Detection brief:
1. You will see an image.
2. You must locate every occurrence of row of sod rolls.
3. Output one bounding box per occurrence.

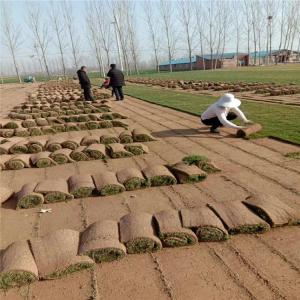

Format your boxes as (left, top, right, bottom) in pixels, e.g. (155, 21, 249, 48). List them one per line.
(1, 195, 299, 290)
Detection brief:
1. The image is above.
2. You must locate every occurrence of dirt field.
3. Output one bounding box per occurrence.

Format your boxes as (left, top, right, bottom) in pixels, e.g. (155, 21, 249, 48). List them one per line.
(1, 83, 300, 300)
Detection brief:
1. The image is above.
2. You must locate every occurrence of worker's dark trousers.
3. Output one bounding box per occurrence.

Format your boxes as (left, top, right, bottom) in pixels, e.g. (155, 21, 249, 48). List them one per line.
(83, 87, 94, 101)
(201, 112, 237, 129)
(112, 86, 124, 101)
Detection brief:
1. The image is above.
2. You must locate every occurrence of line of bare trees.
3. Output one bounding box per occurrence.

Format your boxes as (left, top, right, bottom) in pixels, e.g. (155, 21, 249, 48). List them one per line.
(1, 0, 300, 79)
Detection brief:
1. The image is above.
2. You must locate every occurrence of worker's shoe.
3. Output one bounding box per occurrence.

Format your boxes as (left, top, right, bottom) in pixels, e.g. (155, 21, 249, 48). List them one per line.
(210, 127, 220, 134)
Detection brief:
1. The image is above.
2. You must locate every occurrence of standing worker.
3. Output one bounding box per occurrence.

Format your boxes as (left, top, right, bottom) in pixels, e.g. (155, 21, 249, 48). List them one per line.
(201, 93, 252, 133)
(77, 66, 94, 102)
(107, 64, 125, 101)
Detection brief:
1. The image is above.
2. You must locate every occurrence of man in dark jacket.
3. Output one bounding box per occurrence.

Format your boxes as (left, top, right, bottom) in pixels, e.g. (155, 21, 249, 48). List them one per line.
(107, 64, 125, 101)
(77, 66, 94, 101)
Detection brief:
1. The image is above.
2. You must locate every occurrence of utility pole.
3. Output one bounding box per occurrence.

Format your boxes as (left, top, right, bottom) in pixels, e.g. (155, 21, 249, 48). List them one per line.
(111, 21, 124, 71)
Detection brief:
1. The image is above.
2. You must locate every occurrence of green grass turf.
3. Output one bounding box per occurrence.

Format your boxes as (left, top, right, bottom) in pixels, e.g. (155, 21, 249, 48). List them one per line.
(128, 65, 300, 85)
(124, 85, 300, 144)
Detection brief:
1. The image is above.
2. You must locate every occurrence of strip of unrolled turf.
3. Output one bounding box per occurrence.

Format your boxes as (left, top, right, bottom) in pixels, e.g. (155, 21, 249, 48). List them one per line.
(182, 154, 220, 174)
(79, 220, 126, 263)
(120, 212, 162, 254)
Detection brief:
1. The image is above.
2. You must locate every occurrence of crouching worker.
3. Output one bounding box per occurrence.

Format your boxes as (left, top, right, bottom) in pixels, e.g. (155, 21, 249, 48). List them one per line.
(201, 93, 252, 133)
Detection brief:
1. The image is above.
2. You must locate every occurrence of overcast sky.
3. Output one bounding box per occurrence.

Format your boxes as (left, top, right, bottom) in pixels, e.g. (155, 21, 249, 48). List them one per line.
(1, 0, 298, 76)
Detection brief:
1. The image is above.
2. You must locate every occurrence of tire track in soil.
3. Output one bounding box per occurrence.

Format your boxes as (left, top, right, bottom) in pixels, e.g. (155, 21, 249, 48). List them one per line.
(117, 99, 300, 196)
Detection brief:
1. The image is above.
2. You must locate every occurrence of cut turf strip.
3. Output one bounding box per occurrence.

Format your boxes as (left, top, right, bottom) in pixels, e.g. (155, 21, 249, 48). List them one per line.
(124, 143, 149, 155)
(0, 129, 14, 138)
(14, 128, 30, 137)
(9, 141, 28, 154)
(46, 137, 65, 152)
(119, 212, 162, 254)
(143, 165, 177, 186)
(132, 128, 156, 142)
(98, 120, 113, 128)
(0, 138, 23, 154)
(236, 123, 262, 138)
(70, 146, 90, 161)
(93, 172, 125, 196)
(31, 152, 57, 168)
(61, 137, 81, 150)
(154, 209, 197, 247)
(168, 162, 207, 184)
(5, 154, 31, 170)
(79, 220, 126, 263)
(207, 201, 270, 235)
(182, 154, 221, 174)
(35, 179, 74, 203)
(30, 229, 94, 280)
(117, 167, 150, 191)
(0, 241, 38, 290)
(242, 194, 300, 227)
(84, 144, 106, 159)
(181, 207, 229, 242)
(81, 135, 100, 146)
(100, 134, 120, 144)
(16, 182, 44, 209)
(50, 148, 73, 164)
(27, 138, 47, 153)
(119, 130, 133, 144)
(29, 127, 42, 136)
(0, 187, 14, 204)
(68, 174, 95, 198)
(107, 143, 133, 158)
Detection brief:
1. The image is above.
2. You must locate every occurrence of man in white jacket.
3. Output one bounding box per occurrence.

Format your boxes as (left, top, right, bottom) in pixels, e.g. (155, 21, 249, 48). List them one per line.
(201, 93, 252, 133)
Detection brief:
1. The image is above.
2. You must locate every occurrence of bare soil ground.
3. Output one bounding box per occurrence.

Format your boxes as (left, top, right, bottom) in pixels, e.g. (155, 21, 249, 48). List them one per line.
(1, 84, 300, 300)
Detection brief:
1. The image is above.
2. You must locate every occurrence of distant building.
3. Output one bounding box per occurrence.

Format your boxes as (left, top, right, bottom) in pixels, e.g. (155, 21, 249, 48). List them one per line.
(250, 49, 300, 64)
(159, 53, 249, 71)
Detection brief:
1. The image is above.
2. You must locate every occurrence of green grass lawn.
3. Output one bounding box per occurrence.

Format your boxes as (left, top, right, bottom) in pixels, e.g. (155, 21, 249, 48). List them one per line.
(124, 85, 300, 144)
(129, 65, 300, 85)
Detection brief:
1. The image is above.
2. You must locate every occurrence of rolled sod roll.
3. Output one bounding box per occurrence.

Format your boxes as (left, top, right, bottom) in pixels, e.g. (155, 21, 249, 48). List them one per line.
(29, 127, 42, 136)
(45, 139, 62, 152)
(132, 128, 156, 142)
(93, 172, 125, 196)
(77, 123, 88, 130)
(111, 112, 127, 119)
(143, 165, 177, 187)
(0, 186, 14, 204)
(51, 124, 65, 132)
(0, 155, 10, 170)
(68, 174, 95, 198)
(36, 118, 49, 126)
(101, 113, 114, 120)
(242, 194, 300, 227)
(117, 167, 150, 191)
(124, 143, 149, 156)
(208, 201, 270, 235)
(8, 141, 28, 154)
(27, 138, 47, 153)
(100, 134, 120, 145)
(35, 179, 74, 203)
(79, 220, 126, 263)
(84, 144, 106, 160)
(111, 120, 128, 128)
(182, 154, 220, 174)
(107, 143, 133, 158)
(236, 123, 262, 138)
(14, 128, 30, 137)
(0, 138, 23, 154)
(65, 123, 79, 131)
(31, 152, 57, 168)
(22, 119, 36, 128)
(50, 148, 74, 164)
(61, 136, 82, 150)
(0, 129, 14, 138)
(119, 130, 133, 144)
(154, 210, 197, 247)
(41, 126, 56, 135)
(70, 146, 90, 161)
(30, 229, 94, 280)
(168, 162, 207, 184)
(181, 207, 229, 241)
(119, 212, 162, 254)
(77, 115, 90, 122)
(3, 121, 20, 129)
(88, 114, 99, 121)
(86, 121, 99, 130)
(47, 117, 64, 125)
(0, 241, 38, 290)
(98, 120, 113, 128)
(81, 135, 100, 146)
(16, 182, 44, 209)
(5, 154, 31, 170)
